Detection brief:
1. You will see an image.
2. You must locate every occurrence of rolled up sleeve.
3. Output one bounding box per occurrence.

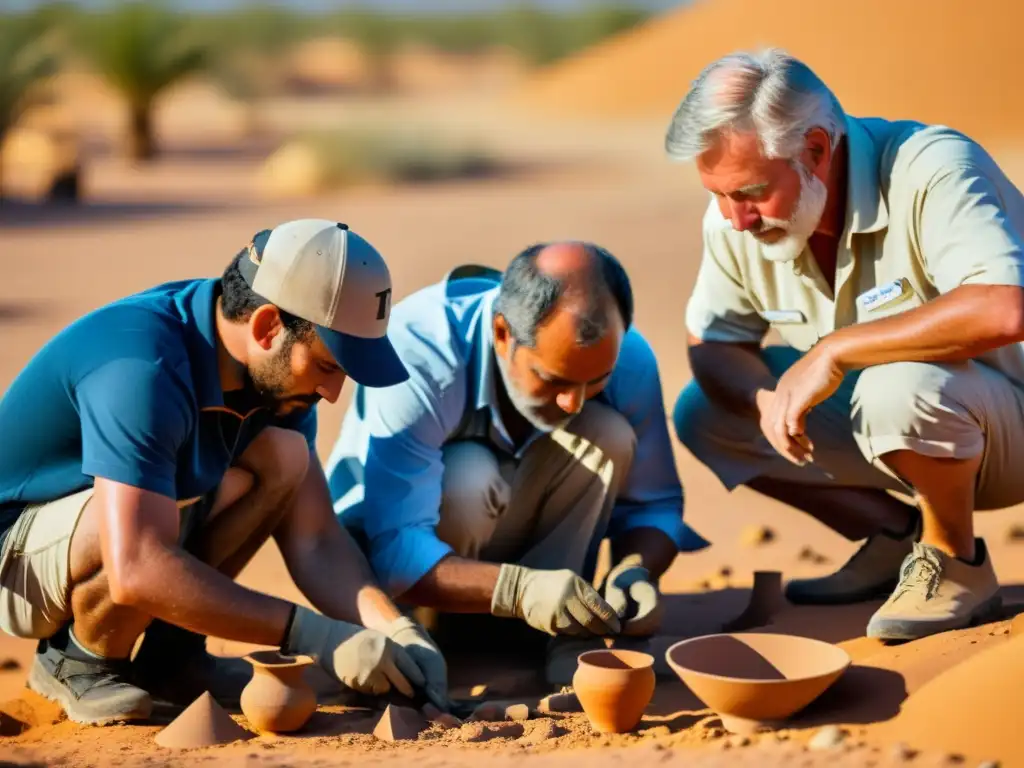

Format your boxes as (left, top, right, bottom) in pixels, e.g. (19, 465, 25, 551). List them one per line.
(604, 332, 708, 552)
(353, 371, 464, 597)
(916, 160, 1024, 293)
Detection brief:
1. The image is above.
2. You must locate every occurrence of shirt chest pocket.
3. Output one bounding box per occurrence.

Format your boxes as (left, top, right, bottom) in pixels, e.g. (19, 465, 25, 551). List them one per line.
(761, 309, 820, 351)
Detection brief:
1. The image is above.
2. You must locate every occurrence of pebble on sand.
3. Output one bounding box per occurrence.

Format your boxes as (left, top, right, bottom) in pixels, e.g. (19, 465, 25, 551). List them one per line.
(808, 725, 846, 750)
(740, 524, 776, 547)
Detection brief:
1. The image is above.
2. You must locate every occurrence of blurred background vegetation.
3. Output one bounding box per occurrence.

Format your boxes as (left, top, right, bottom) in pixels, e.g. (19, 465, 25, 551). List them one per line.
(0, 0, 654, 195)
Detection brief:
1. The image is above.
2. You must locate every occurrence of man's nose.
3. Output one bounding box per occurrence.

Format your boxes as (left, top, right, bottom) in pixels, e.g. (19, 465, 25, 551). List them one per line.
(556, 386, 586, 415)
(729, 201, 760, 232)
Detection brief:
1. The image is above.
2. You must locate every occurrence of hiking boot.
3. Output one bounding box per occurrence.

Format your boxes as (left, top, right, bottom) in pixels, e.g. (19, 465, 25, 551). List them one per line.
(866, 539, 1002, 641)
(132, 620, 252, 712)
(27, 626, 152, 726)
(785, 524, 917, 605)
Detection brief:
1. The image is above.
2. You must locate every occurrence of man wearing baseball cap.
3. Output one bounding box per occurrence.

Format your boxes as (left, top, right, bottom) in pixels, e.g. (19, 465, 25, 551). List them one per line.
(0, 219, 448, 725)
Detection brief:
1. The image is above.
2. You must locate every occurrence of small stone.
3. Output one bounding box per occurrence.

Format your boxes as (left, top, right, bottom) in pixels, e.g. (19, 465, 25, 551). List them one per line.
(470, 684, 487, 698)
(719, 565, 733, 578)
(890, 742, 918, 761)
(976, 762, 1000, 768)
(0, 659, 21, 672)
(797, 546, 831, 565)
(808, 725, 846, 750)
(1005, 524, 1024, 542)
(740, 524, 776, 547)
(727, 735, 751, 748)
(421, 703, 461, 730)
(537, 692, 581, 714)
(504, 704, 530, 722)
(372, 705, 426, 742)
(775, 732, 791, 742)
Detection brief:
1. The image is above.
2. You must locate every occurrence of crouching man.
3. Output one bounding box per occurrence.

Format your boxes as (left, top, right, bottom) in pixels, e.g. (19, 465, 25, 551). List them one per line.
(668, 49, 1024, 640)
(325, 242, 707, 680)
(0, 219, 447, 724)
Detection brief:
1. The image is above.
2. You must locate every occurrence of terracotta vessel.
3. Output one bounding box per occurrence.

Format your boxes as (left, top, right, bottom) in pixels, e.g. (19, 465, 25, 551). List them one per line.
(572, 649, 655, 734)
(240, 651, 317, 733)
(666, 633, 850, 734)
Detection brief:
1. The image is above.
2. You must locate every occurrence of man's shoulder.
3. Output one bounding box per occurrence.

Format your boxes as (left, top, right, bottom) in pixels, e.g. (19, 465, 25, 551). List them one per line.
(872, 117, 997, 190)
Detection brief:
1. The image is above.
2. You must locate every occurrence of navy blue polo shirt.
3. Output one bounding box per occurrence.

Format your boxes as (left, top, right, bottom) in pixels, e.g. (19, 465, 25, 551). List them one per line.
(0, 278, 317, 539)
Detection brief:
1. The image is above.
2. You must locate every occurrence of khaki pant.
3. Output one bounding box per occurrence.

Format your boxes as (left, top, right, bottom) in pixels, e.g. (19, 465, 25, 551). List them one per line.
(674, 346, 1024, 510)
(436, 401, 637, 577)
(0, 490, 204, 640)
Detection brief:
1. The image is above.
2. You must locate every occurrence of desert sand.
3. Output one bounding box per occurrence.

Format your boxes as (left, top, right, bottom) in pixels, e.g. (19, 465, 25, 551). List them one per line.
(2, 33, 1024, 768)
(519, 0, 1024, 150)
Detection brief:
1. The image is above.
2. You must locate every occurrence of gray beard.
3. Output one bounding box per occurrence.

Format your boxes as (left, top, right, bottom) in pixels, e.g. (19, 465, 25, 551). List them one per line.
(495, 349, 572, 433)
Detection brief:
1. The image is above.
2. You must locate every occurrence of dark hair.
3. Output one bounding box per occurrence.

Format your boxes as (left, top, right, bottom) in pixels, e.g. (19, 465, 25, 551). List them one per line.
(220, 243, 315, 342)
(493, 242, 633, 348)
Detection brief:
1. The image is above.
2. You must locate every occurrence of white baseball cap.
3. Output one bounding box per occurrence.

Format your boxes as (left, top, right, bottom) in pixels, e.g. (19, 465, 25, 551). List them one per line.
(237, 218, 408, 388)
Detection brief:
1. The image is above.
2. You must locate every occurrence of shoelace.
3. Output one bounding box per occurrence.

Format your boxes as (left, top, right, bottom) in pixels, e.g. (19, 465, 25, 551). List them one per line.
(896, 546, 943, 602)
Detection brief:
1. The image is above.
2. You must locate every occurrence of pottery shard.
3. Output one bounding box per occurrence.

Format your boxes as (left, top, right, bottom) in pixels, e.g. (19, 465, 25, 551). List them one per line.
(373, 704, 426, 742)
(155, 692, 253, 749)
(740, 525, 776, 547)
(0, 659, 20, 672)
(421, 702, 462, 730)
(538, 692, 581, 714)
(504, 704, 530, 722)
(808, 725, 846, 750)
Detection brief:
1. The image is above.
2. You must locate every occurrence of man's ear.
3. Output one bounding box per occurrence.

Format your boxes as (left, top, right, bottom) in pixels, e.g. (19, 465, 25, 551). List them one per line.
(493, 312, 512, 359)
(250, 304, 285, 351)
(801, 126, 833, 181)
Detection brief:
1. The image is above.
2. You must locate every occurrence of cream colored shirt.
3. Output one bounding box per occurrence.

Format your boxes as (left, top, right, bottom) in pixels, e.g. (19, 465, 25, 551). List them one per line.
(685, 115, 1024, 386)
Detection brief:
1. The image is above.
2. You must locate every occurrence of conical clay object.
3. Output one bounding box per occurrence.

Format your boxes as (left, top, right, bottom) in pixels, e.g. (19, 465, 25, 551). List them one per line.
(240, 651, 317, 733)
(373, 704, 426, 741)
(723, 571, 785, 632)
(572, 649, 655, 734)
(155, 691, 253, 749)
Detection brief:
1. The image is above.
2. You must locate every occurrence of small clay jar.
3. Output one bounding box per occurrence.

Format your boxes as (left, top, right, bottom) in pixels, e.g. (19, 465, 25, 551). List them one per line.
(572, 649, 655, 734)
(240, 651, 317, 733)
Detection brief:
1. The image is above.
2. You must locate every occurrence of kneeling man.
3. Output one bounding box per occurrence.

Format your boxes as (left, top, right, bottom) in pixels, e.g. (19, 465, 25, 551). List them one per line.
(325, 242, 706, 677)
(668, 49, 1024, 640)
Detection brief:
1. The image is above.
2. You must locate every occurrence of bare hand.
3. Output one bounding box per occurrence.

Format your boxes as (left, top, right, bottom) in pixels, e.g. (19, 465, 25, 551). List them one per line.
(758, 345, 844, 465)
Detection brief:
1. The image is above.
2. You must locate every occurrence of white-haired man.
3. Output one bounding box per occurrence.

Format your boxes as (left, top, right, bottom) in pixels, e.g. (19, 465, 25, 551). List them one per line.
(669, 48, 1024, 641)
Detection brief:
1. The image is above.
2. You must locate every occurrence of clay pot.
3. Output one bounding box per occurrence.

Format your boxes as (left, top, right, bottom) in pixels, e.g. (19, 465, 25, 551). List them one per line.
(572, 649, 655, 734)
(240, 651, 317, 733)
(666, 633, 850, 734)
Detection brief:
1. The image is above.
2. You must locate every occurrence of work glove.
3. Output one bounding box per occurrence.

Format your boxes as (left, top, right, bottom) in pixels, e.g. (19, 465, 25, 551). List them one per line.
(491, 564, 621, 637)
(602, 554, 664, 637)
(282, 606, 425, 698)
(385, 616, 451, 713)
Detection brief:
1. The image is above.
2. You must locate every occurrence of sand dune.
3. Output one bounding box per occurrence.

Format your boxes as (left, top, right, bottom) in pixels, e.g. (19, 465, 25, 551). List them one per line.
(518, 0, 1024, 147)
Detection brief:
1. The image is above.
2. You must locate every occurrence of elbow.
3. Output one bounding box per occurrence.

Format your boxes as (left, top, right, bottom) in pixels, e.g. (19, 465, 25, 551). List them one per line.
(106, 556, 147, 608)
(992, 286, 1024, 342)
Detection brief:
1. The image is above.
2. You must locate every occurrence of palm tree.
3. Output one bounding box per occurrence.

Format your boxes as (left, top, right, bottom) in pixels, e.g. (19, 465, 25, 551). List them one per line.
(0, 14, 60, 199)
(77, 2, 207, 162)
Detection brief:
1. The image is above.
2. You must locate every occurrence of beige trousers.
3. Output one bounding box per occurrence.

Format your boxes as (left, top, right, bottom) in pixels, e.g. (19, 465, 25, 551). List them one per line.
(675, 346, 1024, 510)
(435, 401, 637, 574)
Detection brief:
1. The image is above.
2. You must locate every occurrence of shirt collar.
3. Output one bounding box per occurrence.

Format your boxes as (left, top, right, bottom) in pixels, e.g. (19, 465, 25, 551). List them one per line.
(183, 278, 226, 411)
(843, 115, 889, 243)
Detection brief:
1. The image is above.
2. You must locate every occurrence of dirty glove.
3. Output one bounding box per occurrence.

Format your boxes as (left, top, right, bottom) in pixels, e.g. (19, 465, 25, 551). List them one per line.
(602, 555, 664, 637)
(491, 564, 621, 637)
(282, 606, 425, 698)
(385, 616, 450, 712)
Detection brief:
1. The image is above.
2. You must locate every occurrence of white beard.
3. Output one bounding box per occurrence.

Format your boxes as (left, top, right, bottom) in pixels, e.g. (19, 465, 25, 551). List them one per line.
(495, 348, 572, 433)
(754, 164, 829, 263)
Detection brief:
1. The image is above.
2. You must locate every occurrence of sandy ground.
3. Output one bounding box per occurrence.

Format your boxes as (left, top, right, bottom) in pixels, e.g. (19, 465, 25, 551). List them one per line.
(2, 88, 1024, 767)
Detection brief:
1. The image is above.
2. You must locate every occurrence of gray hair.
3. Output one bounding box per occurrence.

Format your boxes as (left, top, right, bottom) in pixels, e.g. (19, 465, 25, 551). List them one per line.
(494, 242, 634, 349)
(664, 48, 846, 162)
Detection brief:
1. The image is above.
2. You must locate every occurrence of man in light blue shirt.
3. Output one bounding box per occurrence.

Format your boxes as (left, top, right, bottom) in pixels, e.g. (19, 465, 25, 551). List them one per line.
(325, 241, 707, 680)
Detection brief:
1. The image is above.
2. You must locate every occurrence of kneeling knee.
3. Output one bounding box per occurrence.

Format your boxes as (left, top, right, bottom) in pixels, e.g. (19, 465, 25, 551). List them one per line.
(240, 427, 311, 492)
(572, 402, 637, 470)
(673, 381, 728, 457)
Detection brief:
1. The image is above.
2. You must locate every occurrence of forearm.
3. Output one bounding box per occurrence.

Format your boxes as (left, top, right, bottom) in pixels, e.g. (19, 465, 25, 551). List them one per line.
(124, 544, 293, 646)
(399, 555, 501, 613)
(276, 456, 403, 632)
(688, 336, 777, 415)
(826, 284, 1024, 370)
(610, 527, 678, 581)
(283, 524, 403, 632)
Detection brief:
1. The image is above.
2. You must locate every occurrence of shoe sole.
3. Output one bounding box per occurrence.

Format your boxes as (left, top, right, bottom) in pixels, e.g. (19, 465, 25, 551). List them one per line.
(27, 657, 153, 726)
(866, 593, 1005, 642)
(784, 578, 899, 606)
